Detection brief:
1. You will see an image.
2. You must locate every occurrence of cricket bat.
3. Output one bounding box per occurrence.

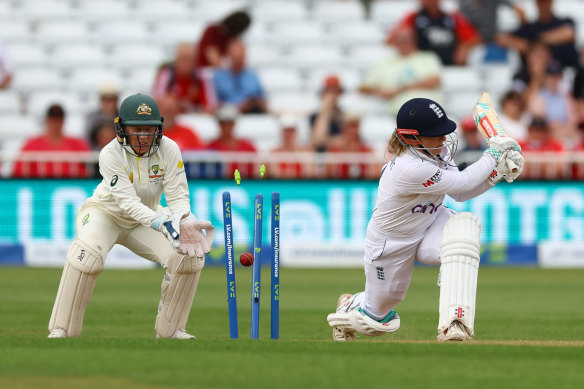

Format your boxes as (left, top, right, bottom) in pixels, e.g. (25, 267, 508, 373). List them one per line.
(472, 91, 518, 174)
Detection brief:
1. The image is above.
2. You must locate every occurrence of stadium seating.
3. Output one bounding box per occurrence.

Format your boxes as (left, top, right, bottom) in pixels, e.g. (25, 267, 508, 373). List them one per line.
(305, 68, 362, 93)
(360, 114, 396, 155)
(258, 67, 304, 94)
(5, 43, 48, 68)
(0, 0, 552, 165)
(26, 91, 86, 119)
(35, 21, 92, 45)
(175, 113, 219, 144)
(0, 22, 33, 44)
(312, 1, 365, 23)
(251, 1, 308, 23)
(49, 44, 108, 70)
(12, 68, 63, 93)
(0, 114, 39, 139)
(0, 91, 22, 115)
(68, 68, 122, 96)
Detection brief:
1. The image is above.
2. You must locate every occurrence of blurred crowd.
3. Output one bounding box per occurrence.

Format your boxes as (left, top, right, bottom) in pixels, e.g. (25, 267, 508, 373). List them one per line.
(3, 0, 584, 180)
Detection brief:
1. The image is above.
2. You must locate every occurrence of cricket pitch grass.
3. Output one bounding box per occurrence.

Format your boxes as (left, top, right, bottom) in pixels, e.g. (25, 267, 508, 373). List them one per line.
(1, 266, 583, 388)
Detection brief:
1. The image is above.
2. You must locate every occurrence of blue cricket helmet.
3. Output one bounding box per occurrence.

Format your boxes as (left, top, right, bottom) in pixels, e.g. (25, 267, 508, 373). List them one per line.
(396, 98, 456, 137)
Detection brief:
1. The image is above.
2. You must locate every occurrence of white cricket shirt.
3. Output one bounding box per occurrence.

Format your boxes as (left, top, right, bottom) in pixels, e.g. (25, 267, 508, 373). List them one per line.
(371, 149, 496, 235)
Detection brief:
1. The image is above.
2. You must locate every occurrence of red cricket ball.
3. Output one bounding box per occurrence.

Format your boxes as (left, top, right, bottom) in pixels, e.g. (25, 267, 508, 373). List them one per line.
(239, 251, 254, 267)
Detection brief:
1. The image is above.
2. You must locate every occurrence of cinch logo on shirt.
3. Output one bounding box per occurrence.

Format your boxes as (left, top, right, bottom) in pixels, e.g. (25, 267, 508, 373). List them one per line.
(411, 202, 442, 214)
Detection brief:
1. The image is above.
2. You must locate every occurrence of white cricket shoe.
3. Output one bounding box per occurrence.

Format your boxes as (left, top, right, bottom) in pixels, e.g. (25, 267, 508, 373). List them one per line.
(437, 321, 472, 342)
(48, 328, 67, 338)
(327, 293, 400, 340)
(331, 294, 357, 341)
(157, 329, 196, 339)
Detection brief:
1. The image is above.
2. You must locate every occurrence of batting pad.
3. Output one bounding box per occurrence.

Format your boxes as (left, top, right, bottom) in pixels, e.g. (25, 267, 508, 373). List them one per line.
(438, 213, 481, 336)
(155, 255, 204, 338)
(49, 239, 103, 337)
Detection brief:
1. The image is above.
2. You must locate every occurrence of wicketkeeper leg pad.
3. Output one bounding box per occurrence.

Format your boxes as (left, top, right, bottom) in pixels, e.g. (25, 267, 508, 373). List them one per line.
(155, 254, 205, 338)
(438, 212, 481, 337)
(48, 239, 103, 337)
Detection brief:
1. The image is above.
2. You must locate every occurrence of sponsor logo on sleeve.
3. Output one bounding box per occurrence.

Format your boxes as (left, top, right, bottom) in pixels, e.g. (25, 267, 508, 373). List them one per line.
(422, 169, 442, 187)
(110, 175, 118, 187)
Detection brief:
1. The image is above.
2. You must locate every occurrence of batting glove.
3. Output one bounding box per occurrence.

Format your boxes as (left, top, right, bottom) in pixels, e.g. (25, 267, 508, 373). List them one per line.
(489, 149, 525, 184)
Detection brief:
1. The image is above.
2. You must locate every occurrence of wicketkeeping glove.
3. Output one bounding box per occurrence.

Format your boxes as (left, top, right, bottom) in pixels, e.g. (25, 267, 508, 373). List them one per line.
(150, 208, 186, 251)
(177, 213, 215, 258)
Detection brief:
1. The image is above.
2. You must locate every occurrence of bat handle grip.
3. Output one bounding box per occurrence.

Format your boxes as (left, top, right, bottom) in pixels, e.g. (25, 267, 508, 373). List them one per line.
(506, 158, 518, 174)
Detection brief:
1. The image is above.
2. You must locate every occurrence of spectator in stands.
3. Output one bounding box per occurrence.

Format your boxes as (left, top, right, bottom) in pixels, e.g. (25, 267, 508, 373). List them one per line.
(85, 82, 119, 139)
(89, 120, 115, 150)
(527, 60, 578, 146)
(195, 10, 252, 69)
(0, 40, 13, 89)
(88, 120, 116, 178)
(213, 40, 267, 114)
(459, 0, 526, 63)
(153, 43, 214, 114)
(206, 105, 257, 177)
(388, 0, 481, 65)
(518, 116, 566, 179)
(571, 45, 584, 130)
(455, 116, 486, 171)
(326, 113, 379, 179)
(359, 26, 443, 116)
(496, 0, 579, 70)
(571, 124, 584, 179)
(499, 90, 529, 142)
(157, 96, 204, 151)
(13, 104, 91, 178)
(512, 41, 551, 100)
(270, 114, 314, 179)
(310, 75, 344, 152)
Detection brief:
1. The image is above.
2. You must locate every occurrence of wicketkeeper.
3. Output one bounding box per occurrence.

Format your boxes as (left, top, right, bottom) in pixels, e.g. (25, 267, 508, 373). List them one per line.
(327, 98, 524, 341)
(48, 94, 214, 339)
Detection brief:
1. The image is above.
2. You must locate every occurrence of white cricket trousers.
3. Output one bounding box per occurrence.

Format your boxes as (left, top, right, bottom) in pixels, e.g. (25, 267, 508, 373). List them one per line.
(76, 202, 182, 268)
(361, 206, 456, 319)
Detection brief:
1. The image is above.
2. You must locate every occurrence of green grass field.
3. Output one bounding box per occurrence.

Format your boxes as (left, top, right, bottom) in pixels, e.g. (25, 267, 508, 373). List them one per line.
(1, 266, 583, 389)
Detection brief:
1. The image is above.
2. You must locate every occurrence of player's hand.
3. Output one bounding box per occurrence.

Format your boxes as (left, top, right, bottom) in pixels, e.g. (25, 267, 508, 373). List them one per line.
(487, 135, 521, 155)
(501, 149, 524, 182)
(150, 209, 186, 250)
(489, 149, 524, 184)
(177, 213, 215, 258)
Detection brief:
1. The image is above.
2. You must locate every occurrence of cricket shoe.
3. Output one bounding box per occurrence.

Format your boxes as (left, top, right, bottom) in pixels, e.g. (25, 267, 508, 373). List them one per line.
(437, 321, 472, 342)
(48, 328, 67, 338)
(327, 293, 400, 339)
(330, 293, 357, 341)
(157, 329, 196, 340)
